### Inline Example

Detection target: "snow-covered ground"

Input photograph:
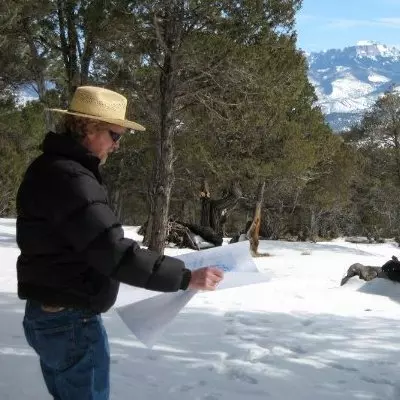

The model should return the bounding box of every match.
[1,218,400,399]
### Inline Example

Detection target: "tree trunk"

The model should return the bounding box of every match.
[148,120,175,253]
[200,179,242,239]
[246,182,269,257]
[200,178,211,227]
[80,32,94,85]
[57,0,96,99]
[148,2,184,254]
[23,19,52,129]
[111,188,123,221]
[393,128,400,186]
[308,207,321,242]
[143,210,153,246]
[182,200,193,223]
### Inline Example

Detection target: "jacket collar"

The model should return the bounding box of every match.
[41,132,102,181]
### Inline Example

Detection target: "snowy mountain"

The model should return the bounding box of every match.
[306,41,400,131]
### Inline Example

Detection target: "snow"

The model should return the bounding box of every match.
[357,40,376,47]
[306,42,400,130]
[317,72,376,114]
[2,218,400,399]
[330,74,372,100]
[309,67,385,115]
[335,66,350,73]
[368,73,391,83]
[355,42,400,59]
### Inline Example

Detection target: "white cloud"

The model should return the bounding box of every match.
[296,14,318,22]
[326,18,400,30]
[379,18,400,27]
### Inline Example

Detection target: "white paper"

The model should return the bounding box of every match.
[115,242,269,347]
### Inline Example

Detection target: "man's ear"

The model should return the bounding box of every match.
[84,130,96,142]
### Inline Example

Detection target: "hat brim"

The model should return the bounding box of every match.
[48,108,146,131]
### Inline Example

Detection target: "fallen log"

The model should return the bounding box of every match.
[165,221,221,250]
[341,256,400,286]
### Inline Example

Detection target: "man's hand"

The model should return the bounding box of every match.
[188,266,224,290]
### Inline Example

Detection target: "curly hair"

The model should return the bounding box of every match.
[54,114,94,143]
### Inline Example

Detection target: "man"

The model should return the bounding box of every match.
[16,86,224,400]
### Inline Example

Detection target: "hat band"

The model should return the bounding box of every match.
[68,109,96,117]
[67,108,126,121]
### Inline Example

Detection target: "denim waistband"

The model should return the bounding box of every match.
[24,299,98,321]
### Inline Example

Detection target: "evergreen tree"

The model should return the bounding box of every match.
[344,91,400,239]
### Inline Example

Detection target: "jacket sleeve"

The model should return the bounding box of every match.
[44,166,191,292]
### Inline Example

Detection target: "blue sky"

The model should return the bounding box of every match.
[295,0,400,52]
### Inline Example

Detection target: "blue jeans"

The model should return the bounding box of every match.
[23,300,110,400]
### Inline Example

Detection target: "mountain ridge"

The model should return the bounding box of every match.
[306,41,400,131]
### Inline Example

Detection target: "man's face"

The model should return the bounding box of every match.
[82,121,126,164]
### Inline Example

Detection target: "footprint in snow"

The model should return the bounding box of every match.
[225,346,271,365]
[224,311,236,319]
[198,394,222,400]
[289,344,308,355]
[169,384,195,393]
[239,334,258,342]
[329,362,359,372]
[361,376,393,386]
[237,316,258,326]
[225,327,237,336]
[245,347,271,363]
[371,360,397,367]
[227,367,258,385]
[147,353,158,361]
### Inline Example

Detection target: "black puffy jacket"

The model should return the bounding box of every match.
[16,132,191,312]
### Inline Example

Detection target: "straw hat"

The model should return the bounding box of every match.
[49,86,145,131]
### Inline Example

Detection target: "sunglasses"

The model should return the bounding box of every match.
[108,130,122,143]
